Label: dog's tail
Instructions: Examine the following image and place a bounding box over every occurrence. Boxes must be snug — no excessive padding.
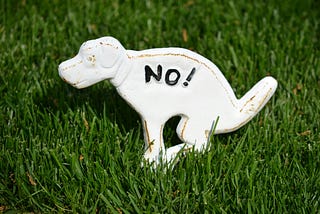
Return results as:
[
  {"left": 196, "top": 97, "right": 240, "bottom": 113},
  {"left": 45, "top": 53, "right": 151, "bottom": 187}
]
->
[
  {"left": 216, "top": 76, "right": 277, "bottom": 134},
  {"left": 238, "top": 76, "right": 277, "bottom": 114}
]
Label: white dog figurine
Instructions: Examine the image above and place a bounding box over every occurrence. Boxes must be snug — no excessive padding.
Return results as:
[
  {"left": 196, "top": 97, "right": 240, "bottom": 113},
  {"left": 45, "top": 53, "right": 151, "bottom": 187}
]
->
[{"left": 59, "top": 36, "right": 277, "bottom": 165}]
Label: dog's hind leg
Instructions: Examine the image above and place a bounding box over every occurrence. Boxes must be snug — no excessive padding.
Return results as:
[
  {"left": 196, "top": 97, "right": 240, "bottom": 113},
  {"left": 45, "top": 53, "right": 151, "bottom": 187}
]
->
[
  {"left": 175, "top": 116, "right": 214, "bottom": 152},
  {"left": 142, "top": 119, "right": 166, "bottom": 165},
  {"left": 164, "top": 142, "right": 192, "bottom": 164}
]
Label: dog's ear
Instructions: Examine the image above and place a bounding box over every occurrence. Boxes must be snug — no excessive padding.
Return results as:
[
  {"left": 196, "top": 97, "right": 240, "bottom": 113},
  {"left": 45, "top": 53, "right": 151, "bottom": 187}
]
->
[{"left": 99, "top": 37, "right": 125, "bottom": 68}]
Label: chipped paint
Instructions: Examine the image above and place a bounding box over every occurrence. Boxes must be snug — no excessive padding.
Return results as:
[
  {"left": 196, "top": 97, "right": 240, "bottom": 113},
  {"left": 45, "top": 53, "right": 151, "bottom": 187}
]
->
[
  {"left": 101, "top": 42, "right": 119, "bottom": 49},
  {"left": 160, "top": 124, "right": 164, "bottom": 147},
  {"left": 180, "top": 118, "right": 189, "bottom": 141},
  {"left": 240, "top": 95, "right": 256, "bottom": 113},
  {"left": 205, "top": 130, "right": 210, "bottom": 139},
  {"left": 60, "top": 60, "right": 83, "bottom": 72},
  {"left": 183, "top": 146, "right": 193, "bottom": 152},
  {"left": 144, "top": 120, "right": 152, "bottom": 153}
]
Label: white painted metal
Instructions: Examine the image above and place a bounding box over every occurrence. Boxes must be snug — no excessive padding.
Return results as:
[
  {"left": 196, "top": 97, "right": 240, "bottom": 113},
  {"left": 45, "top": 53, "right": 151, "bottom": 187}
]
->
[{"left": 59, "top": 36, "right": 277, "bottom": 166}]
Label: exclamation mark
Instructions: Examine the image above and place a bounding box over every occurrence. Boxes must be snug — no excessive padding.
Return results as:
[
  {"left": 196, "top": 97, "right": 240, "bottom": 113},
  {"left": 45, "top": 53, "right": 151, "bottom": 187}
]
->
[{"left": 183, "top": 67, "right": 196, "bottom": 87}]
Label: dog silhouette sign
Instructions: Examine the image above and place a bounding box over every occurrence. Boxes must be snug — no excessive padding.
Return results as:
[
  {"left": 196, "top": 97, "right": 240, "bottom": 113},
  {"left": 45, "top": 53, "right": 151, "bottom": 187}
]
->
[{"left": 59, "top": 36, "right": 277, "bottom": 166}]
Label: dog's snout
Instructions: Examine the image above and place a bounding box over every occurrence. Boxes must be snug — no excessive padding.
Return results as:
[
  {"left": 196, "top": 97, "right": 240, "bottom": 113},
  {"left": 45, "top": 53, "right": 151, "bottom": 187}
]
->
[
  {"left": 58, "top": 63, "right": 64, "bottom": 76},
  {"left": 58, "top": 64, "right": 68, "bottom": 80},
  {"left": 58, "top": 61, "right": 74, "bottom": 84}
]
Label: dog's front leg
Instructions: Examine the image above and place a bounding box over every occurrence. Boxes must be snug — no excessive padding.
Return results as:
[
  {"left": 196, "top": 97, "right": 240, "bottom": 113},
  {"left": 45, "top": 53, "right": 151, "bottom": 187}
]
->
[{"left": 142, "top": 119, "right": 165, "bottom": 165}]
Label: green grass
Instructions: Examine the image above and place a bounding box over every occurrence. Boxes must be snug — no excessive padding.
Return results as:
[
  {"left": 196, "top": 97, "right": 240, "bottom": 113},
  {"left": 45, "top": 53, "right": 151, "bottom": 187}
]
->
[{"left": 1, "top": 0, "right": 319, "bottom": 212}]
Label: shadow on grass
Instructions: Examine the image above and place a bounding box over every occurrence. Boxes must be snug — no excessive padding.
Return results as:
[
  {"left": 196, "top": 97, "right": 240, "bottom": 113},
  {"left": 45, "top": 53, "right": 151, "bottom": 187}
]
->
[
  {"left": 33, "top": 81, "right": 139, "bottom": 132},
  {"left": 33, "top": 79, "right": 238, "bottom": 151},
  {"left": 33, "top": 80, "right": 184, "bottom": 147}
]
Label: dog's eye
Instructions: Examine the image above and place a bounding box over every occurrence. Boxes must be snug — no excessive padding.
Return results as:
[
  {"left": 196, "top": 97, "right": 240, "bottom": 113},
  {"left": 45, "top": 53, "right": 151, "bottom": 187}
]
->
[{"left": 86, "top": 55, "right": 96, "bottom": 63}]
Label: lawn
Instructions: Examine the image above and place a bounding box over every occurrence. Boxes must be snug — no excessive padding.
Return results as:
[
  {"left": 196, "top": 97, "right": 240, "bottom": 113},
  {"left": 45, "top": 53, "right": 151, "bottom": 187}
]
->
[{"left": 0, "top": 0, "right": 319, "bottom": 213}]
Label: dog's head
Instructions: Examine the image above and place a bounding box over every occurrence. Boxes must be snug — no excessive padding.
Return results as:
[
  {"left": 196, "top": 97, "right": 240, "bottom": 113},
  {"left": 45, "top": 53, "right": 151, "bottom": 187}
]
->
[{"left": 58, "top": 37, "right": 126, "bottom": 89}]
